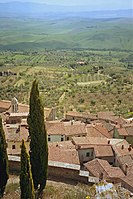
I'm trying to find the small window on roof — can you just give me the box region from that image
[12,145,15,149]
[86,152,90,157]
[48,135,51,142]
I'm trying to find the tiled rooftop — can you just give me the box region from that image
[117,128,128,136]
[120,174,133,192]
[84,158,125,179]
[118,154,133,166]
[48,141,80,165]
[46,121,66,135]
[87,123,112,138]
[94,145,113,157]
[0,99,52,119]
[65,111,97,120]
[4,124,29,142]
[72,136,109,146]
[112,144,133,156]
[0,100,11,110]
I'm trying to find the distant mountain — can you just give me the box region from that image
[0,2,132,18]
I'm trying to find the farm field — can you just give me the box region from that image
[0,49,133,118]
[0,17,133,51]
[0,15,133,118]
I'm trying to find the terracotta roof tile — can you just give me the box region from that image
[118,154,133,165]
[86,126,104,138]
[111,139,129,147]
[99,120,115,132]
[112,145,133,156]
[48,141,80,165]
[0,100,52,119]
[72,137,114,157]
[46,121,66,135]
[84,158,124,179]
[93,123,112,138]
[94,145,113,157]
[117,128,128,136]
[0,100,11,110]
[97,111,124,123]
[65,111,97,120]
[120,174,133,191]
[4,124,29,142]
[46,121,87,136]
[72,136,109,146]
[64,122,86,136]
[125,126,133,136]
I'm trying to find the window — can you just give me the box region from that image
[67,137,69,141]
[61,135,64,141]
[91,152,93,156]
[86,152,90,157]
[12,145,15,149]
[48,135,51,142]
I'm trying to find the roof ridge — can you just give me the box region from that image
[94,125,109,138]
[96,158,110,176]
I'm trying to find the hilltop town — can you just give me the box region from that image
[0,97,133,196]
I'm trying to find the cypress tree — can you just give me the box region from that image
[27,80,48,197]
[20,140,35,199]
[0,116,9,198]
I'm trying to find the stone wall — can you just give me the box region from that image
[8,159,89,184]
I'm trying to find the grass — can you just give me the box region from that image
[0,18,133,50]
[3,180,90,199]
[4,178,131,199]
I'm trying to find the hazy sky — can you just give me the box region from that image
[0,0,132,6]
[0,0,132,10]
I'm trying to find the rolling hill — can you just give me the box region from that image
[0,17,132,51]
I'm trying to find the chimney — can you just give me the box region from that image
[128,144,132,152]
[121,145,124,150]
[125,164,128,176]
[75,145,81,150]
[16,125,20,133]
[108,140,110,144]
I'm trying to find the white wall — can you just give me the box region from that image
[78,148,94,163]
[48,134,65,142]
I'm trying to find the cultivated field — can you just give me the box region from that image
[0,49,133,118]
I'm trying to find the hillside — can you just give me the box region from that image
[4,176,132,199]
[0,49,133,118]
[0,17,132,51]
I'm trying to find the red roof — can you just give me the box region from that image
[48,141,80,165]
[84,158,124,179]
